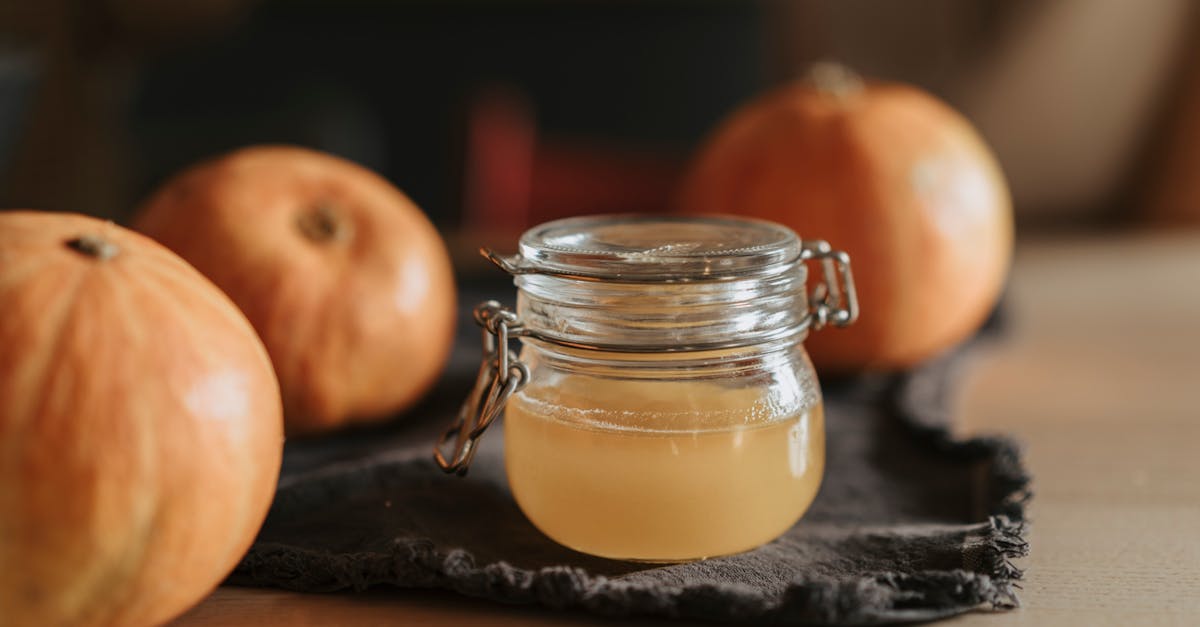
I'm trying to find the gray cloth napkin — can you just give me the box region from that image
[229,336,1030,625]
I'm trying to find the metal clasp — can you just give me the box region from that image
[434,301,529,476]
[800,240,859,331]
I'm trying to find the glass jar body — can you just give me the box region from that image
[504,338,824,562]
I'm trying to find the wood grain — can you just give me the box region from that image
[175,232,1200,627]
[946,232,1200,626]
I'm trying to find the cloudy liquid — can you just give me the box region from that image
[504,379,824,562]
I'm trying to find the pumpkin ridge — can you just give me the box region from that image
[130,266,263,569]
[5,267,107,624]
[132,253,275,369]
[90,274,165,627]
[109,247,279,625]
[105,271,215,626]
[293,278,345,427]
[2,264,88,444]
[0,265,79,485]
[261,269,320,426]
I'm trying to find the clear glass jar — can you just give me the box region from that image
[436,215,857,562]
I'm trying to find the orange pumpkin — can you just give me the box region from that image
[680,65,1013,371]
[0,211,282,627]
[134,146,457,434]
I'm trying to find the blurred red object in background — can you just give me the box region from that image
[463,85,682,232]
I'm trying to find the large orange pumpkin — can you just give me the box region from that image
[680,65,1013,371]
[134,146,457,435]
[0,211,283,627]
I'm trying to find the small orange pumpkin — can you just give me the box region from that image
[135,146,457,434]
[0,211,283,627]
[680,65,1013,371]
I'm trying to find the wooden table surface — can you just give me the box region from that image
[174,232,1200,626]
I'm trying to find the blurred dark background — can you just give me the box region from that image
[4,0,1200,240]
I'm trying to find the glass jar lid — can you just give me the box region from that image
[478,214,857,353]
[491,214,804,282]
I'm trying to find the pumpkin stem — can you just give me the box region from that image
[66,235,119,261]
[807,62,865,101]
[297,204,352,244]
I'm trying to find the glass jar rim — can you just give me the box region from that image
[490,214,804,283]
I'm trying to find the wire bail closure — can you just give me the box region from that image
[799,239,859,331]
[433,301,529,476]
